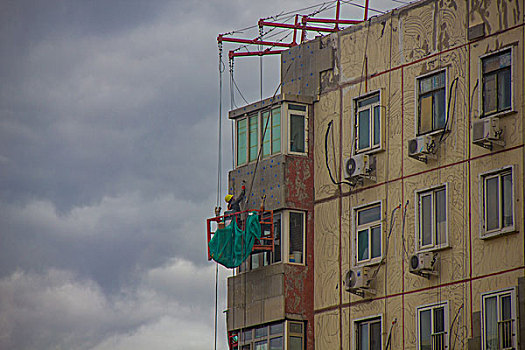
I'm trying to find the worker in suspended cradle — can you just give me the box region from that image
[225,180,246,213]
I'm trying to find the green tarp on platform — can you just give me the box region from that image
[208,213,261,268]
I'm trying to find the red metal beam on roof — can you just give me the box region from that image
[217,34,295,48]
[258,19,339,33]
[304,18,363,25]
[229,49,285,58]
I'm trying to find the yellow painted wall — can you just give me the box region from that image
[312,0,524,347]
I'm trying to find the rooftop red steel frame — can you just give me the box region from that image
[217,0,370,58]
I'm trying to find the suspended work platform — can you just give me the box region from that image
[207,209,274,268]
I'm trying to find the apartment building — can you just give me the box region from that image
[221,0,524,348]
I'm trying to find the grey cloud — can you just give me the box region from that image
[0,0,399,349]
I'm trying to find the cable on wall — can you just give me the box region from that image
[325,120,356,186]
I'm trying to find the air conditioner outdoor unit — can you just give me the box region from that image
[409,252,438,277]
[472,116,504,149]
[344,267,374,295]
[408,135,435,160]
[344,154,375,180]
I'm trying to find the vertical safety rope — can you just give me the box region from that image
[229,57,235,169]
[214,41,225,350]
[259,26,264,101]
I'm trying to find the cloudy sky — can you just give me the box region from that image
[0,1,401,349]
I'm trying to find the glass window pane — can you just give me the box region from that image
[358,229,369,261]
[370,321,381,350]
[262,112,271,157]
[483,73,497,114]
[249,115,258,162]
[433,307,445,333]
[483,55,501,73]
[501,294,512,321]
[271,108,281,154]
[359,323,369,350]
[498,69,511,111]
[244,329,253,341]
[502,173,513,227]
[237,119,247,165]
[289,336,302,350]
[420,77,432,94]
[358,109,371,150]
[435,188,446,245]
[433,72,445,88]
[373,106,380,147]
[255,326,268,338]
[371,226,381,259]
[290,114,305,153]
[421,194,432,246]
[289,323,303,334]
[270,336,283,350]
[255,340,268,350]
[270,323,283,335]
[358,93,380,108]
[273,214,282,263]
[433,89,445,130]
[251,253,261,270]
[288,104,306,111]
[485,177,499,231]
[419,95,433,134]
[420,310,432,350]
[358,205,381,225]
[289,212,304,263]
[501,295,512,321]
[484,296,498,350]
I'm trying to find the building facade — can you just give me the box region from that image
[224,0,525,348]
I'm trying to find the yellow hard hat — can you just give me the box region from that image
[225,194,233,202]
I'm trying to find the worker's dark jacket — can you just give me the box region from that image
[228,188,245,212]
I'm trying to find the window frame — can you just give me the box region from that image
[479,47,513,118]
[238,320,304,350]
[416,301,449,350]
[354,201,383,266]
[414,183,449,252]
[352,314,383,350]
[234,102,309,169]
[239,210,306,272]
[481,288,517,350]
[286,103,308,156]
[353,90,383,154]
[415,69,448,136]
[479,166,516,239]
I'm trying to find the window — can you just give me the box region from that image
[417,303,448,350]
[355,92,381,153]
[262,107,281,158]
[481,288,517,350]
[482,49,511,116]
[249,114,259,162]
[234,102,308,168]
[417,71,446,135]
[355,203,382,264]
[239,321,303,350]
[288,211,305,264]
[288,322,304,350]
[480,167,514,237]
[236,114,260,166]
[288,104,307,154]
[239,211,304,272]
[355,317,381,350]
[237,118,247,166]
[417,185,447,250]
